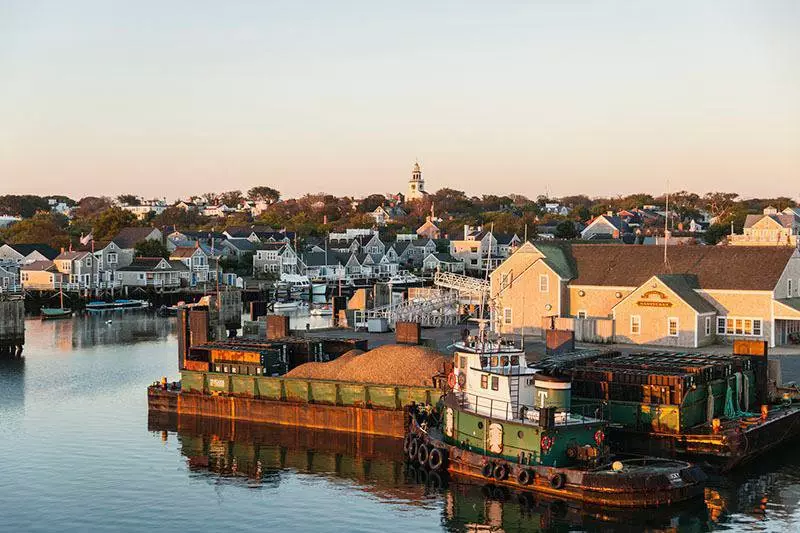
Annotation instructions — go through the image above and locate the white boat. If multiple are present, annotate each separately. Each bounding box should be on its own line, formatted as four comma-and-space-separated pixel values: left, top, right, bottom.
310, 305, 333, 316
273, 301, 301, 311
280, 273, 311, 293
387, 272, 421, 285
311, 283, 327, 296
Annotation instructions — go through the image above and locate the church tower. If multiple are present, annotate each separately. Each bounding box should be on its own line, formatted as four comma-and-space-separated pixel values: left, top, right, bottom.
407, 161, 427, 200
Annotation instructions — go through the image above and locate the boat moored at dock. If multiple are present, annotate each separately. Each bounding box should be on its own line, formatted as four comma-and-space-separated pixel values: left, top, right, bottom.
404, 334, 706, 507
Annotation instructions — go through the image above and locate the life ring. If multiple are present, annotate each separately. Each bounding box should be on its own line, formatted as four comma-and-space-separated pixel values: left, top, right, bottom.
594, 430, 605, 445
408, 438, 419, 460
481, 462, 494, 478
447, 372, 457, 389
457, 373, 467, 387
517, 468, 534, 486
493, 463, 509, 481
550, 473, 566, 490
428, 447, 447, 471
417, 443, 430, 466
540, 435, 554, 453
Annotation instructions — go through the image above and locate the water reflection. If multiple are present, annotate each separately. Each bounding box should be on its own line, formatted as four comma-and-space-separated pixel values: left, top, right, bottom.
24, 311, 176, 350
149, 414, 721, 532
0, 356, 25, 423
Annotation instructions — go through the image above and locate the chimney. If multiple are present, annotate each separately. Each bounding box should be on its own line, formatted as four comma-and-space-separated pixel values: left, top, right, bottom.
464, 225, 470, 239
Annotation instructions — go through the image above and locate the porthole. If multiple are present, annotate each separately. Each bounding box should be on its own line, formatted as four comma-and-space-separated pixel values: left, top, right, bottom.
518, 430, 524, 439
477, 421, 484, 429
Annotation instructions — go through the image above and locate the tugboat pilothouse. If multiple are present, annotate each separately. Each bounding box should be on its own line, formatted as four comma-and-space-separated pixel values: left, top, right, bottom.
406, 325, 706, 507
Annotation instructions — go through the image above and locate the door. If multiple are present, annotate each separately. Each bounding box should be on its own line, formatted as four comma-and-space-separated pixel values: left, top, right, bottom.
487, 423, 503, 454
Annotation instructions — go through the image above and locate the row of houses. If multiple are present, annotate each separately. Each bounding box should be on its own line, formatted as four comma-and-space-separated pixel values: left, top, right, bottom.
489, 242, 800, 347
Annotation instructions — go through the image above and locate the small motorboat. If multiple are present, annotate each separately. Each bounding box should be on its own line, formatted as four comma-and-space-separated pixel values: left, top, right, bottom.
273, 301, 301, 311
310, 305, 333, 316
40, 307, 73, 320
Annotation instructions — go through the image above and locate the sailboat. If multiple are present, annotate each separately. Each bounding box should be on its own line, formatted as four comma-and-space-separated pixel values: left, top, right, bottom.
41, 281, 73, 320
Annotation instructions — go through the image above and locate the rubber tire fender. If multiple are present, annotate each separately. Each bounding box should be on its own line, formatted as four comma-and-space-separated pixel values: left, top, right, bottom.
417, 443, 430, 467
481, 462, 494, 478
428, 447, 447, 471
402, 434, 413, 453
550, 473, 566, 490
517, 468, 534, 486
407, 438, 419, 461
493, 463, 509, 481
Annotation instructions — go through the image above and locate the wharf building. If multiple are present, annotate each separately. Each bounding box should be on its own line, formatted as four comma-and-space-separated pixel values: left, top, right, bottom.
490, 242, 800, 348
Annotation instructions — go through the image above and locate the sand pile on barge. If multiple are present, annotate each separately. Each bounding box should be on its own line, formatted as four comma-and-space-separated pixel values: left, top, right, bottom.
286, 345, 446, 387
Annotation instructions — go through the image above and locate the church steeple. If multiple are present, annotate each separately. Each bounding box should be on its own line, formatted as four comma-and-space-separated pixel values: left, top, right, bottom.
408, 161, 426, 200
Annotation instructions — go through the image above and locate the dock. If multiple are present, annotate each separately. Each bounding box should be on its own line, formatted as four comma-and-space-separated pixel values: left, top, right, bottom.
0, 297, 24, 358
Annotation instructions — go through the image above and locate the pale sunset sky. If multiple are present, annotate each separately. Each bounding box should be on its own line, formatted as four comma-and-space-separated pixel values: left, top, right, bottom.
1, 1, 798, 200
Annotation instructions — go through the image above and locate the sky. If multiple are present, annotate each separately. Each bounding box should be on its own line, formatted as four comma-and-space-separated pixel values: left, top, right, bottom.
0, 1, 798, 201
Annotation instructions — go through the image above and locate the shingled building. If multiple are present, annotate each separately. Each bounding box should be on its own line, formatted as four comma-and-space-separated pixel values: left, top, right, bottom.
490, 242, 800, 347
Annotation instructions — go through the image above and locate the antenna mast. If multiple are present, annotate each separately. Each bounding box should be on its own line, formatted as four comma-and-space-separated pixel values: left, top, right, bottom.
664, 180, 669, 266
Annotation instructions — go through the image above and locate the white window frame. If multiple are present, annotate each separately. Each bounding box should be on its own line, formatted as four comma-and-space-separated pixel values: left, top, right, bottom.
705, 316, 712, 336
716, 315, 763, 337
789, 279, 794, 298
667, 317, 679, 337
107, 252, 118, 264
630, 315, 641, 335
539, 274, 549, 293
503, 307, 512, 325
576, 310, 588, 319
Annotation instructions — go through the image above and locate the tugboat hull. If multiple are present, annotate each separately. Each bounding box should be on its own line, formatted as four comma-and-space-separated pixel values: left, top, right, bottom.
407, 421, 706, 508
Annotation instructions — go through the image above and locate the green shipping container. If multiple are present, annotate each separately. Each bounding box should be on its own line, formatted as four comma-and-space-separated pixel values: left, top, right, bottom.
338, 383, 367, 406
397, 386, 432, 407
284, 380, 310, 403
256, 377, 283, 400
181, 371, 205, 393
367, 386, 399, 409
231, 375, 257, 396
309, 381, 338, 405
206, 374, 231, 393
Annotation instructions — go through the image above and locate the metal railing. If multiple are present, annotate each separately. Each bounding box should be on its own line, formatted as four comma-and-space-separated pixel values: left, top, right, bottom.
434, 271, 490, 295
455, 391, 604, 426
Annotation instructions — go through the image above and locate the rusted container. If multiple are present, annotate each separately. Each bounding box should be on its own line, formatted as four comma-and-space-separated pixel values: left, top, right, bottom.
545, 329, 575, 355
189, 309, 209, 346
184, 360, 210, 372
395, 321, 421, 345
266, 315, 290, 340
733, 339, 768, 357
209, 348, 262, 364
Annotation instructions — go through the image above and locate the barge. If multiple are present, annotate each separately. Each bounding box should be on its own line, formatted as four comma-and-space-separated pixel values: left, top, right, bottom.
536, 341, 800, 470
148, 309, 444, 438
405, 333, 706, 508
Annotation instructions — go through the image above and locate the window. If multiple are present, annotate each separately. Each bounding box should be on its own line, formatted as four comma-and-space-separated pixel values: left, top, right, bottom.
107, 253, 117, 264
539, 274, 549, 293
630, 315, 641, 335
480, 375, 488, 389
668, 317, 679, 337
577, 310, 588, 319
459, 356, 467, 369
503, 307, 512, 325
789, 279, 794, 298
491, 376, 499, 391
705, 317, 712, 336
716, 316, 763, 337
490, 356, 498, 367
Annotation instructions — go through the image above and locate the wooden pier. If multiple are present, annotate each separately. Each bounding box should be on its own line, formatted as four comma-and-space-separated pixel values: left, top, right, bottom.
0, 297, 25, 358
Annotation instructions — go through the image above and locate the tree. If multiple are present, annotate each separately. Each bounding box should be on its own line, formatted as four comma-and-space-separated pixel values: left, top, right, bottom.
0, 195, 51, 218
554, 220, 579, 239
134, 239, 169, 258
247, 186, 280, 204
1, 212, 70, 248
74, 196, 113, 219
357, 194, 387, 213
92, 208, 137, 240
218, 190, 244, 207
703, 224, 729, 245
704, 192, 739, 220
116, 194, 140, 206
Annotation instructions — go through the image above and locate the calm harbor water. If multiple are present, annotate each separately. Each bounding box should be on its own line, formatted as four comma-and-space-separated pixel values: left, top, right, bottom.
2, 314, 800, 532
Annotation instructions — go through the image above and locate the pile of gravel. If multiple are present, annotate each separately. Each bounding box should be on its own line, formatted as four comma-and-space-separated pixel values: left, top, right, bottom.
285, 345, 447, 387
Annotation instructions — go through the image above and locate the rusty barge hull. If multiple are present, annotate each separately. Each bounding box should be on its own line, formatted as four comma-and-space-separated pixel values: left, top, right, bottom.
148, 387, 410, 438
608, 405, 800, 470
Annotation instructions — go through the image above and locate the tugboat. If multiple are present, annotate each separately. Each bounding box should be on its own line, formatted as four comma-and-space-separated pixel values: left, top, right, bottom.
405, 324, 706, 508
